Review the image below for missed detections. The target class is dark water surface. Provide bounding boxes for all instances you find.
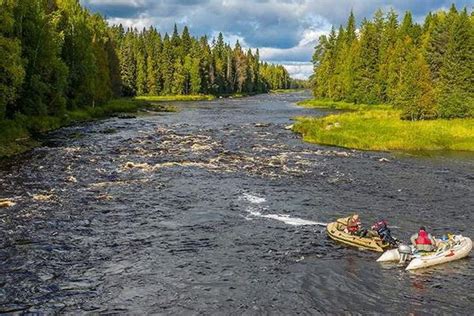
[1,92,473,314]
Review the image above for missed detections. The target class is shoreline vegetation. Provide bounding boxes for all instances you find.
[0,98,177,158]
[270,89,307,94]
[135,95,215,102]
[294,99,474,152]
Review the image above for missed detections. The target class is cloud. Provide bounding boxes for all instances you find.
[81,0,473,78]
[279,62,313,80]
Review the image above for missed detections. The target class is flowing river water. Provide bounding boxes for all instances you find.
[0,92,473,314]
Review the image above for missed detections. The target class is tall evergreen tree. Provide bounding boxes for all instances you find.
[394,41,436,120]
[0,0,25,119]
[311,6,473,119]
[438,8,474,118]
[15,0,68,115]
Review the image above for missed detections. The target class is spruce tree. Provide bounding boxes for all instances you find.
[353,19,380,104]
[15,0,68,115]
[438,9,474,118]
[0,0,24,119]
[395,44,436,120]
[190,57,202,94]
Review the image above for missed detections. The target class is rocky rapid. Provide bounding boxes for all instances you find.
[1,92,473,314]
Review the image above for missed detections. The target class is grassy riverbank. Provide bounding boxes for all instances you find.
[294,99,474,151]
[271,89,307,94]
[0,99,175,157]
[297,99,392,111]
[135,94,215,102]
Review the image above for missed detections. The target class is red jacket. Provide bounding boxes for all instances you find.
[415,230,432,245]
[347,218,361,233]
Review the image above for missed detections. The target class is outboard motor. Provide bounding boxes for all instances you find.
[398,244,413,264]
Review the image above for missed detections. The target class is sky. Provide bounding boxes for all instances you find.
[80,0,472,79]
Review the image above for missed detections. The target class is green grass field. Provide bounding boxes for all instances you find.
[294,99,474,151]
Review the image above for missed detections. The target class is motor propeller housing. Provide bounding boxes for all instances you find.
[398,244,412,264]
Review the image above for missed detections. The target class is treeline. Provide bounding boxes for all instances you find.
[112,25,291,97]
[312,5,473,120]
[0,0,121,120]
[0,0,291,122]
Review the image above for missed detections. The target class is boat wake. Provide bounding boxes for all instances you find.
[246,207,327,226]
[241,192,327,227]
[241,193,267,204]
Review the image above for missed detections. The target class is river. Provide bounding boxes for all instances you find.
[1,92,473,314]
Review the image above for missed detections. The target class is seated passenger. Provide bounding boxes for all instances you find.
[371,219,398,246]
[410,226,437,252]
[345,214,366,236]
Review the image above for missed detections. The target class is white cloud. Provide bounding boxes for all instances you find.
[107,15,156,30]
[280,62,313,80]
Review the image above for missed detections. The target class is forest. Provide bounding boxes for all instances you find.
[312,5,473,120]
[0,0,294,123]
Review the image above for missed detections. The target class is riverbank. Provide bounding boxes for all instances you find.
[1,92,271,158]
[135,94,215,102]
[0,99,175,158]
[271,89,307,94]
[135,93,265,102]
[294,99,474,151]
[297,99,391,111]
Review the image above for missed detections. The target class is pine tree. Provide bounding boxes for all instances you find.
[353,19,380,104]
[160,33,174,95]
[396,46,437,120]
[234,41,247,93]
[120,32,137,96]
[172,59,185,95]
[0,0,25,119]
[329,25,346,100]
[105,38,122,98]
[423,12,449,84]
[313,30,334,98]
[438,8,474,118]
[15,0,68,115]
[135,35,147,96]
[376,9,399,102]
[345,10,357,44]
[181,26,192,56]
[190,57,201,94]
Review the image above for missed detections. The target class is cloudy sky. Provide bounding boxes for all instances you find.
[80,0,471,79]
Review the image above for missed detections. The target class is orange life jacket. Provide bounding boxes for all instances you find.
[415,230,432,245]
[347,218,361,233]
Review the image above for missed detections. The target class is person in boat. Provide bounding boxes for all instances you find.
[345,214,367,237]
[371,219,398,246]
[410,226,437,252]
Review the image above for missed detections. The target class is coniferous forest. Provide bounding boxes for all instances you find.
[312,5,473,120]
[0,0,293,123]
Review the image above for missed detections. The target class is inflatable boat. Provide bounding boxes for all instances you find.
[327,217,393,252]
[377,235,472,270]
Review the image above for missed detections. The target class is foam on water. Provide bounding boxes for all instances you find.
[241,192,327,226]
[241,193,266,204]
[246,207,327,227]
